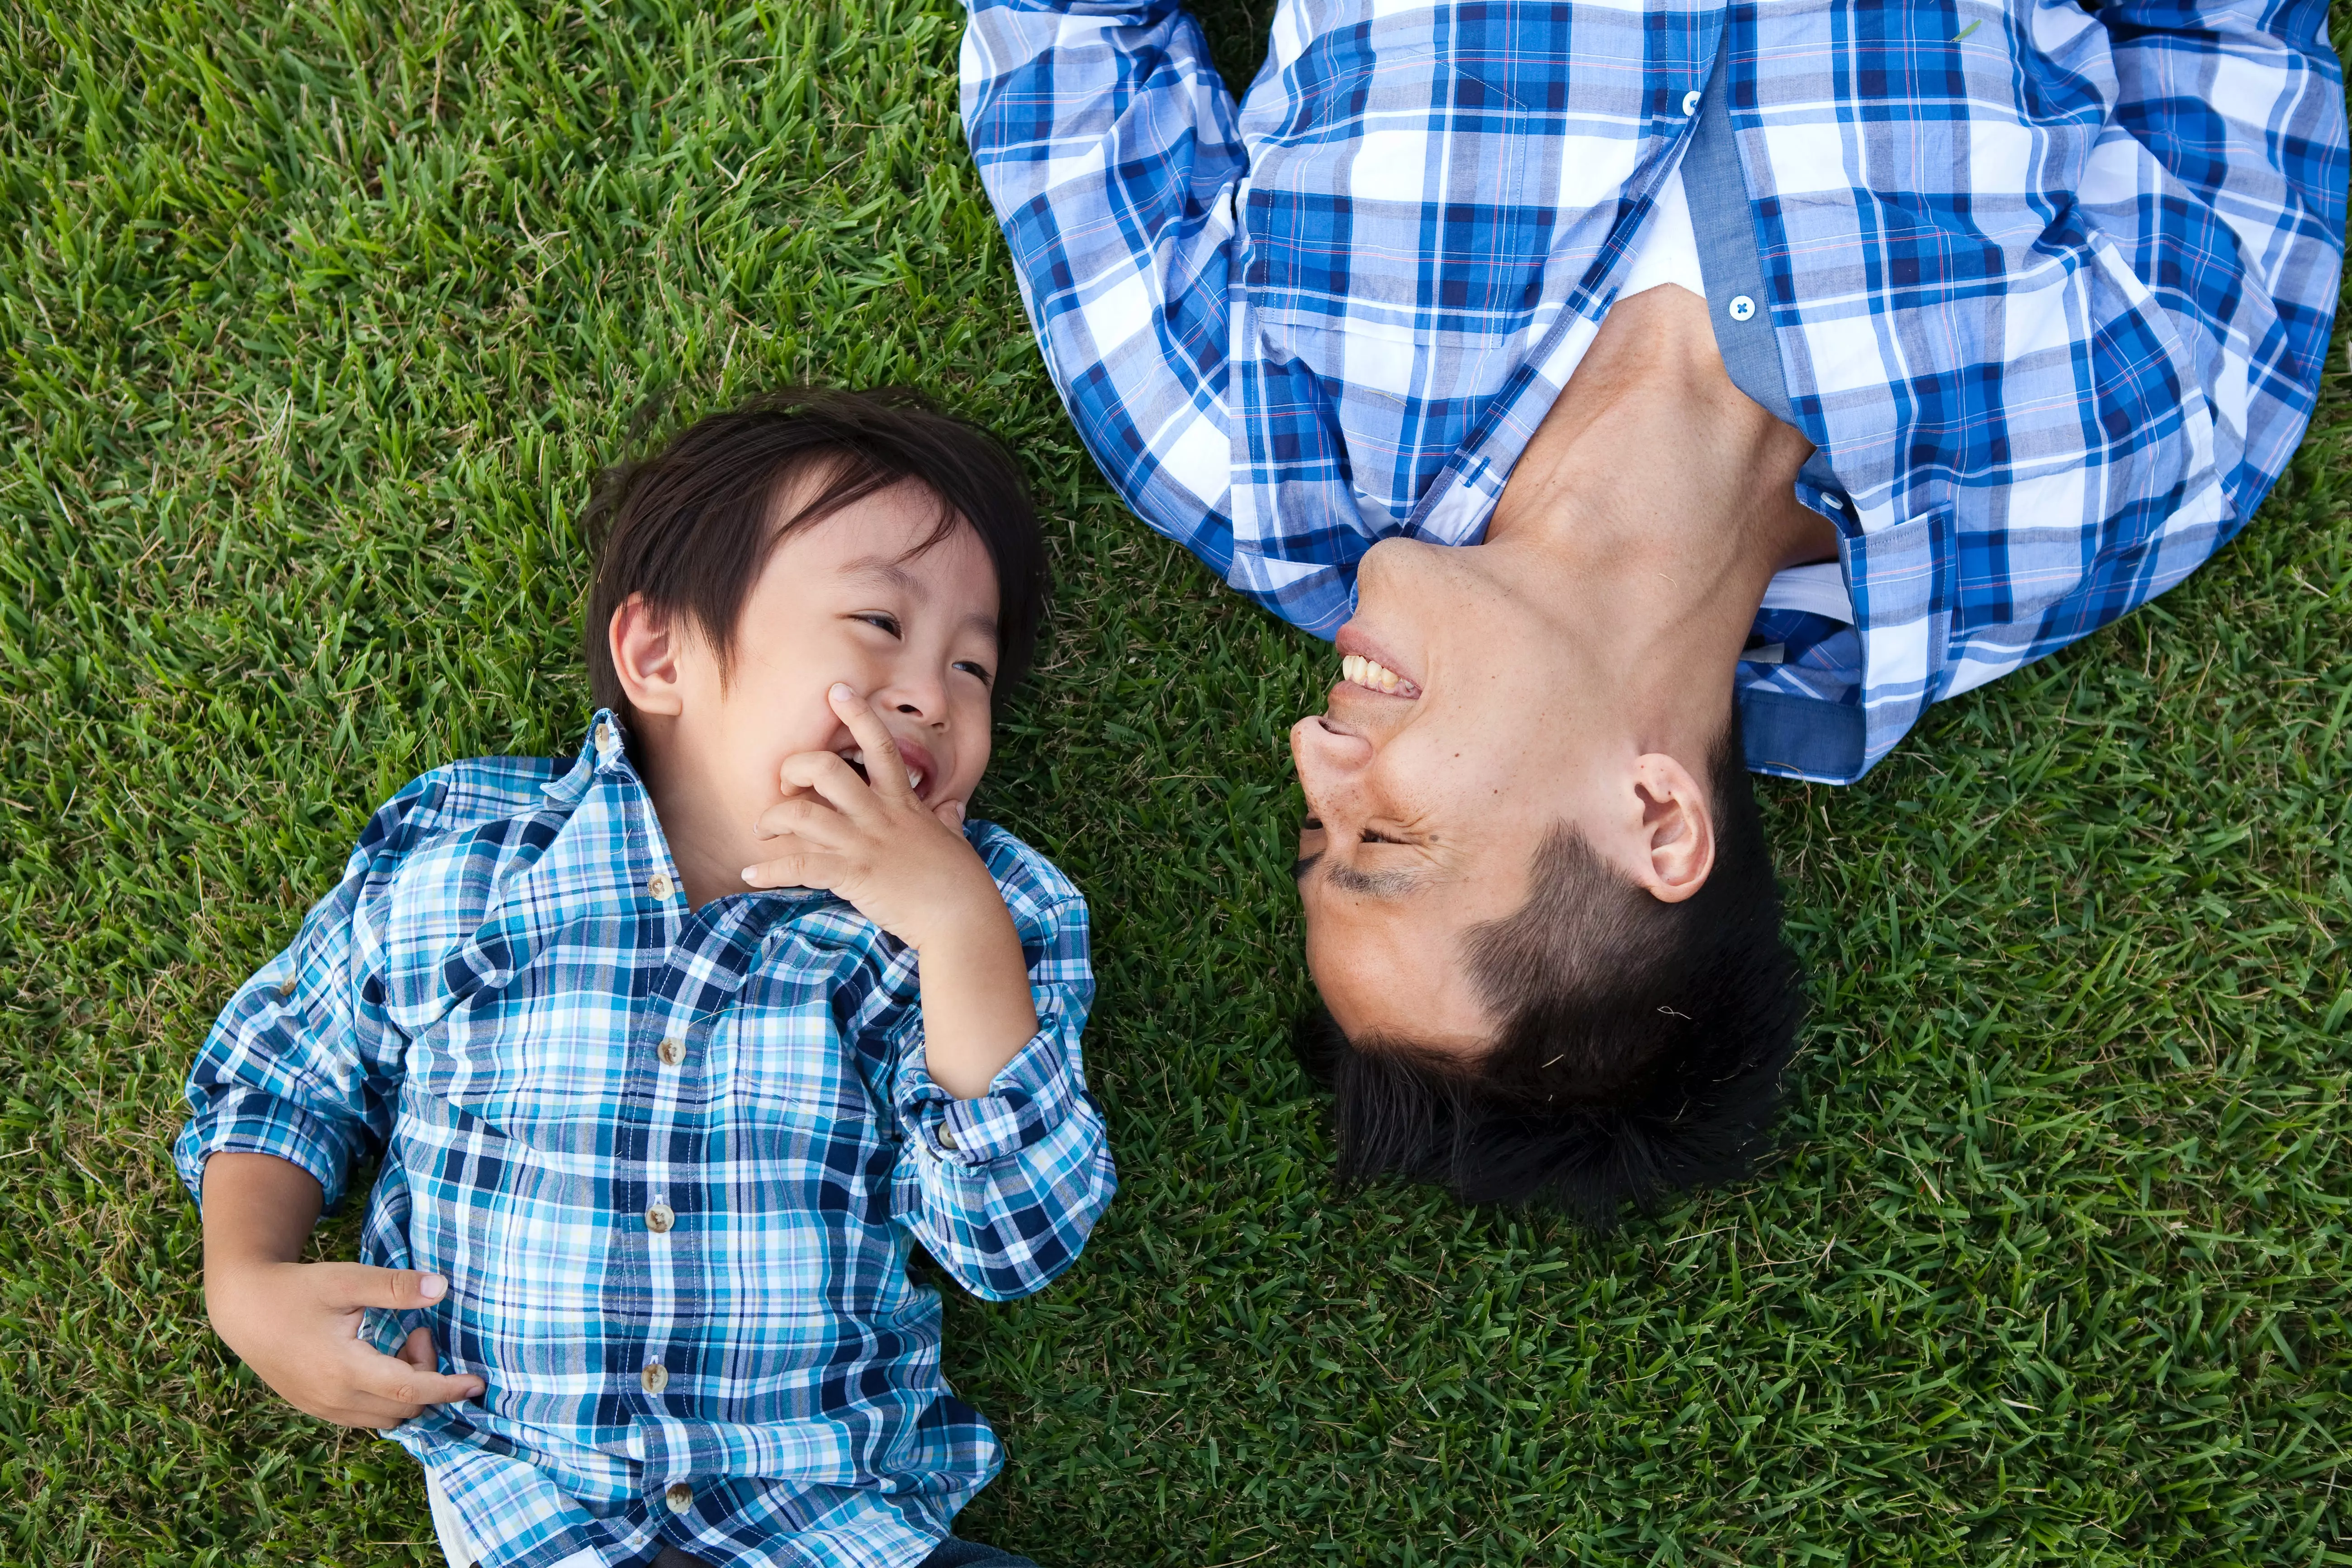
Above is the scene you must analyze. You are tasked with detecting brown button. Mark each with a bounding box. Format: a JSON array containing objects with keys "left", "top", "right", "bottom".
[
  {"left": 657, "top": 1037, "right": 686, "bottom": 1066},
  {"left": 645, "top": 1202, "right": 675, "bottom": 1233},
  {"left": 665, "top": 1482, "right": 693, "bottom": 1514},
  {"left": 640, "top": 1361, "right": 668, "bottom": 1394},
  {"left": 647, "top": 872, "right": 675, "bottom": 900}
]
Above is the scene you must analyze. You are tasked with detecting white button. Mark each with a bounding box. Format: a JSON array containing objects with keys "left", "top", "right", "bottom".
[
  {"left": 938, "top": 1124, "right": 959, "bottom": 1152},
  {"left": 658, "top": 1037, "right": 686, "bottom": 1066},
  {"left": 1727, "top": 294, "right": 1757, "bottom": 322},
  {"left": 595, "top": 721, "right": 614, "bottom": 751},
  {"left": 647, "top": 872, "right": 674, "bottom": 900},
  {"left": 641, "top": 1361, "right": 669, "bottom": 1394},
  {"left": 665, "top": 1481, "right": 693, "bottom": 1513},
  {"left": 1682, "top": 90, "right": 1702, "bottom": 115},
  {"left": 645, "top": 1202, "right": 675, "bottom": 1233}
]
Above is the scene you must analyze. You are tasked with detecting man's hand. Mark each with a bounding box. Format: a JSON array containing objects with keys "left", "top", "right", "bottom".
[
  {"left": 743, "top": 684, "right": 1039, "bottom": 1099},
  {"left": 741, "top": 684, "right": 1006, "bottom": 952},
  {"left": 206, "top": 1260, "right": 486, "bottom": 1428},
  {"left": 201, "top": 1151, "right": 484, "bottom": 1429}
]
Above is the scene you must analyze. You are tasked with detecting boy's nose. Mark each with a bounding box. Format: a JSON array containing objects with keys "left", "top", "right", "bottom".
[{"left": 879, "top": 669, "right": 950, "bottom": 725}]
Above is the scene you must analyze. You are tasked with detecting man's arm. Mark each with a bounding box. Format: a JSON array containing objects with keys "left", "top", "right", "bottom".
[
  {"left": 958, "top": 0, "right": 1247, "bottom": 568},
  {"left": 2088, "top": 0, "right": 2346, "bottom": 506}
]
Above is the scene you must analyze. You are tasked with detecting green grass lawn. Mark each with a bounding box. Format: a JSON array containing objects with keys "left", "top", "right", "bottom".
[{"left": 5, "top": 0, "right": 2350, "bottom": 1563}]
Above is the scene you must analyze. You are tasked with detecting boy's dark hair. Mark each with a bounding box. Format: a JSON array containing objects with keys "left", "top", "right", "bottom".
[
  {"left": 583, "top": 386, "right": 1048, "bottom": 726},
  {"left": 1293, "top": 718, "right": 1805, "bottom": 1231}
]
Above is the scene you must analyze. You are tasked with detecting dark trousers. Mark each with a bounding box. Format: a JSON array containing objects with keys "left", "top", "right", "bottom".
[{"left": 651, "top": 1541, "right": 1040, "bottom": 1568}]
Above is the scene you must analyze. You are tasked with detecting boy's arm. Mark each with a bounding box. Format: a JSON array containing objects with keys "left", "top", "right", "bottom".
[
  {"left": 179, "top": 772, "right": 482, "bottom": 1426},
  {"left": 886, "top": 884, "right": 1114, "bottom": 1304},
  {"left": 203, "top": 1151, "right": 484, "bottom": 1426},
  {"left": 743, "top": 689, "right": 1116, "bottom": 1299}
]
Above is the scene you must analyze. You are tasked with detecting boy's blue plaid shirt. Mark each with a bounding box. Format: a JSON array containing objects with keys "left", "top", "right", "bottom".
[
  {"left": 960, "top": 0, "right": 2346, "bottom": 782},
  {"left": 175, "top": 717, "right": 1116, "bottom": 1568}
]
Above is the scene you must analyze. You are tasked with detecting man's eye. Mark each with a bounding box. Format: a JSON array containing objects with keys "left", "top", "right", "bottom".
[
  {"left": 953, "top": 660, "right": 994, "bottom": 685},
  {"left": 855, "top": 614, "right": 902, "bottom": 637}
]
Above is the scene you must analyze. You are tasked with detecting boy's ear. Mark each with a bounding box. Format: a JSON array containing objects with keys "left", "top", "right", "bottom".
[{"left": 609, "top": 594, "right": 688, "bottom": 718}]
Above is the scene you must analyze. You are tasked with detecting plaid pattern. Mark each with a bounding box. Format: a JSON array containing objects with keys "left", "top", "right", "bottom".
[
  {"left": 176, "top": 716, "right": 1115, "bottom": 1568},
  {"left": 960, "top": 0, "right": 2346, "bottom": 781}
]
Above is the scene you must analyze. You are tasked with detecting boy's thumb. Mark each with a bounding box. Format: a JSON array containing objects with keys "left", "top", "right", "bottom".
[{"left": 934, "top": 799, "right": 966, "bottom": 829}]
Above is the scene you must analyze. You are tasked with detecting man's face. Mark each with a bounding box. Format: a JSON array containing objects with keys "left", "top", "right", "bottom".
[
  {"left": 1290, "top": 536, "right": 1635, "bottom": 1054},
  {"left": 655, "top": 483, "right": 1003, "bottom": 873}
]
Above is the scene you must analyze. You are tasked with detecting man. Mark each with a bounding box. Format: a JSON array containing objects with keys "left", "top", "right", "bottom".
[{"left": 957, "top": 0, "right": 2346, "bottom": 1224}]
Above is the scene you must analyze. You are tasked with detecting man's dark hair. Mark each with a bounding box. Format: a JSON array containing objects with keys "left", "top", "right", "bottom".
[
  {"left": 1293, "top": 718, "right": 1805, "bottom": 1230},
  {"left": 583, "top": 386, "right": 1048, "bottom": 726}
]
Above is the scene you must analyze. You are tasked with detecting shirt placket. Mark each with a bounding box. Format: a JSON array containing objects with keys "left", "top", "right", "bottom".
[{"left": 620, "top": 790, "right": 697, "bottom": 1516}]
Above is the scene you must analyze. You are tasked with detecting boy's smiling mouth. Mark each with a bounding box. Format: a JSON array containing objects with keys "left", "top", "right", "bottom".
[{"left": 839, "top": 735, "right": 939, "bottom": 800}]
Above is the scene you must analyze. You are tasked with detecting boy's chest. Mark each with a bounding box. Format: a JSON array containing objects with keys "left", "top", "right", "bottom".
[{"left": 389, "top": 903, "right": 913, "bottom": 1147}]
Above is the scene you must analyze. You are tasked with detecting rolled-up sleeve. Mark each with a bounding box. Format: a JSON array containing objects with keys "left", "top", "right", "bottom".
[
  {"left": 173, "top": 780, "right": 434, "bottom": 1212},
  {"left": 888, "top": 889, "right": 1116, "bottom": 1302},
  {"left": 959, "top": 0, "right": 1247, "bottom": 582}
]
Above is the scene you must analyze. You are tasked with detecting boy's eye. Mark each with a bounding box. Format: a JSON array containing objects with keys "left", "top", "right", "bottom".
[
  {"left": 953, "top": 660, "right": 994, "bottom": 685},
  {"left": 855, "top": 614, "right": 902, "bottom": 638}
]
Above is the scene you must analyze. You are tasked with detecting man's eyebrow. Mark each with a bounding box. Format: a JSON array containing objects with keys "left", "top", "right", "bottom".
[{"left": 1290, "top": 851, "right": 1424, "bottom": 899}]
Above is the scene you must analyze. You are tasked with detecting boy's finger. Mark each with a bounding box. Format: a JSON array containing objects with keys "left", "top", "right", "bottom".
[
  {"left": 777, "top": 750, "right": 883, "bottom": 820},
  {"left": 754, "top": 796, "right": 849, "bottom": 844},
  {"left": 826, "top": 684, "right": 918, "bottom": 805},
  {"left": 933, "top": 799, "right": 966, "bottom": 830},
  {"left": 355, "top": 1345, "right": 484, "bottom": 1407},
  {"left": 396, "top": 1326, "right": 438, "bottom": 1369},
  {"left": 742, "top": 850, "right": 842, "bottom": 891},
  {"left": 317, "top": 1263, "right": 451, "bottom": 1312}
]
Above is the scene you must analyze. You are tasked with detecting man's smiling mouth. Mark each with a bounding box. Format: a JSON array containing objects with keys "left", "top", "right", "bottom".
[{"left": 1340, "top": 653, "right": 1420, "bottom": 698}]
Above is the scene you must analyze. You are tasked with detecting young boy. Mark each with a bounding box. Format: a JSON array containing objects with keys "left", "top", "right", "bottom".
[{"left": 176, "top": 388, "right": 1115, "bottom": 1568}]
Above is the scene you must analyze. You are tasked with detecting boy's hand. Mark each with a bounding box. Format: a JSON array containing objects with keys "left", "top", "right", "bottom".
[
  {"left": 206, "top": 1260, "right": 486, "bottom": 1428},
  {"left": 742, "top": 685, "right": 1005, "bottom": 952}
]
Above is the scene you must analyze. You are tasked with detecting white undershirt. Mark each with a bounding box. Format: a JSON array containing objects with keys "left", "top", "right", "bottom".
[{"left": 1618, "top": 158, "right": 1708, "bottom": 303}]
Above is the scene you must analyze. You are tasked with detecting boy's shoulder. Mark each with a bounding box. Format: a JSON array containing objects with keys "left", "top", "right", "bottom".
[
  {"left": 344, "top": 751, "right": 587, "bottom": 895},
  {"left": 963, "top": 818, "right": 1086, "bottom": 927}
]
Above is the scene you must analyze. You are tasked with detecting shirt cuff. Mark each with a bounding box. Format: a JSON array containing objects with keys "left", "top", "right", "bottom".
[
  {"left": 175, "top": 1088, "right": 360, "bottom": 1212},
  {"left": 896, "top": 1024, "right": 1080, "bottom": 1166}
]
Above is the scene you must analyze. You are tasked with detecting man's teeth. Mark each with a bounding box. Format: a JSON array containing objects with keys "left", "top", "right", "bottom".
[{"left": 1341, "top": 653, "right": 1415, "bottom": 695}]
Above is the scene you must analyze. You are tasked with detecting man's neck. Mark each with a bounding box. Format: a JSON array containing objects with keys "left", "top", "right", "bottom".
[{"left": 1477, "top": 286, "right": 1832, "bottom": 758}]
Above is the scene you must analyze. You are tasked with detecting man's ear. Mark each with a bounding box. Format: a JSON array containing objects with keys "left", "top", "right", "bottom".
[
  {"left": 609, "top": 593, "right": 688, "bottom": 718},
  {"left": 1629, "top": 752, "right": 1715, "bottom": 903}
]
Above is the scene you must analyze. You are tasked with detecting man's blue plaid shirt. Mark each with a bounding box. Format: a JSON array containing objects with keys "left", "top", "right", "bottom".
[
  {"left": 175, "top": 716, "right": 1115, "bottom": 1568},
  {"left": 960, "top": 0, "right": 2346, "bottom": 781}
]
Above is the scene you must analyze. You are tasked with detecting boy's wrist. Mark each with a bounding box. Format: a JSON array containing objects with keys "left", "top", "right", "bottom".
[{"left": 901, "top": 872, "right": 1019, "bottom": 957}]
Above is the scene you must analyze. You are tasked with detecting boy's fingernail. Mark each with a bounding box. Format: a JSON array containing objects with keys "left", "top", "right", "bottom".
[
  {"left": 420, "top": 1274, "right": 447, "bottom": 1300},
  {"left": 830, "top": 682, "right": 853, "bottom": 701},
  {"left": 741, "top": 867, "right": 758, "bottom": 883}
]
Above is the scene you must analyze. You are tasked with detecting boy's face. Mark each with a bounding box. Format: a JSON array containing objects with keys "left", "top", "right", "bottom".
[{"left": 614, "top": 478, "right": 1003, "bottom": 891}]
